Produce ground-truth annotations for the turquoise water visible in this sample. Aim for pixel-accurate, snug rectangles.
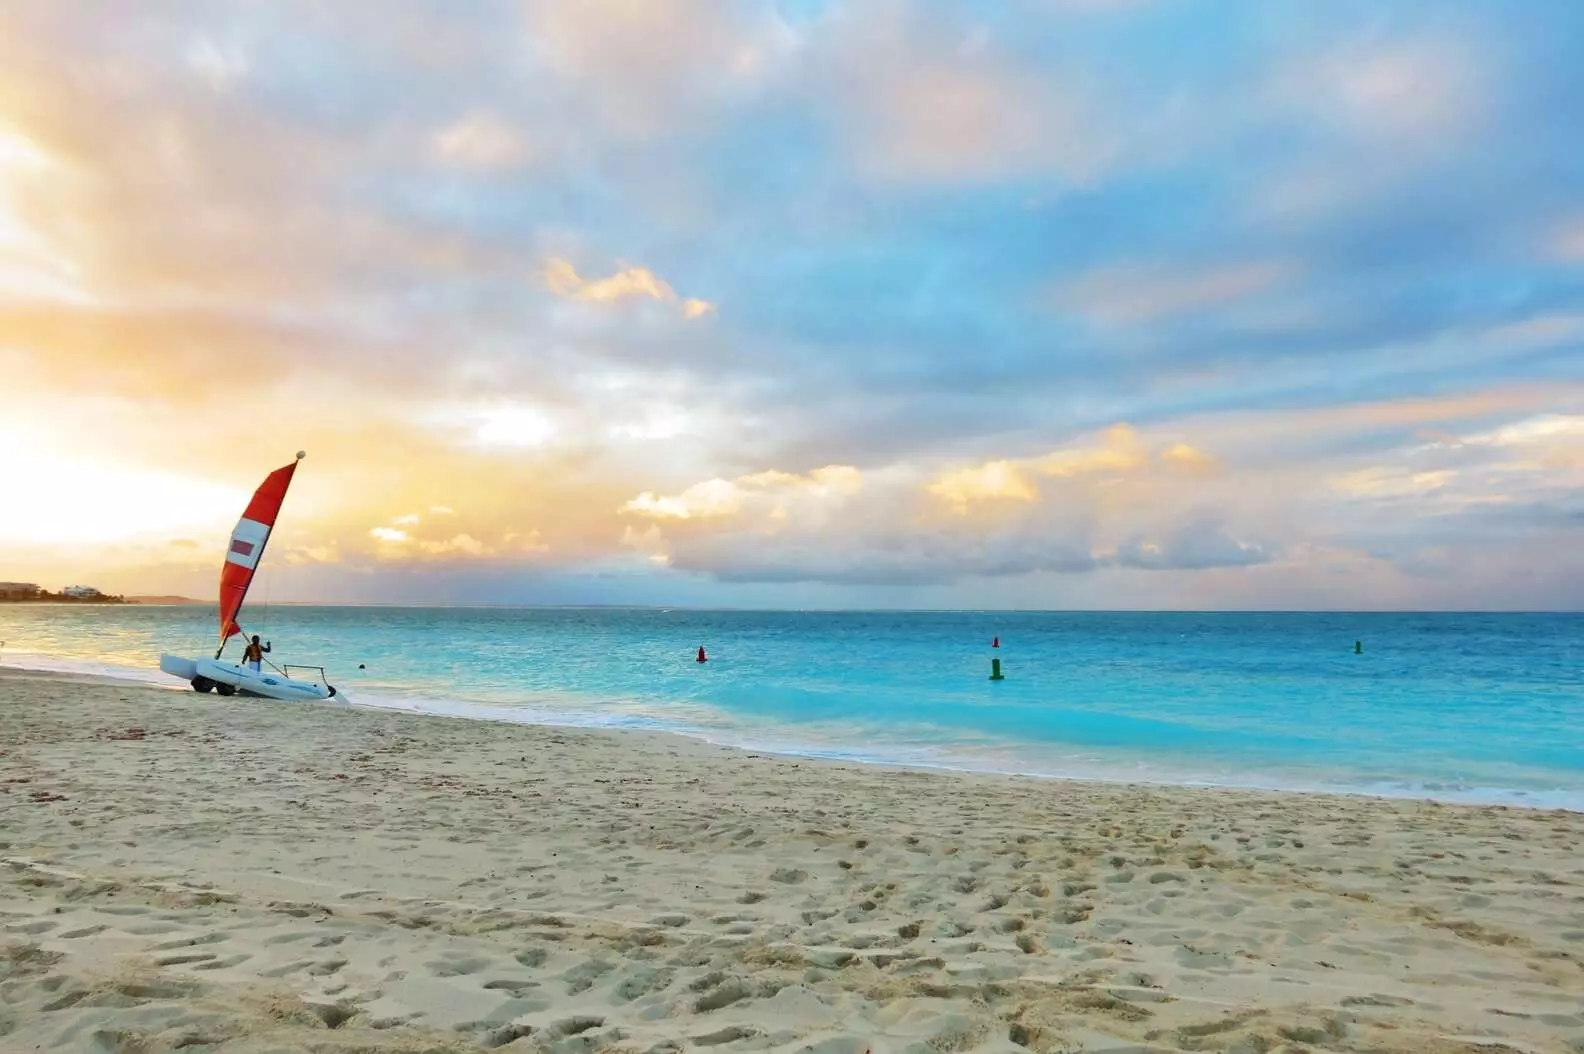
[2,605,1581,809]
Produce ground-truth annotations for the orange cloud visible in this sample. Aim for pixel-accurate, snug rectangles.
[543,257,715,319]
[623,466,863,524]
[1160,443,1218,473]
[927,460,1039,511]
[926,425,1212,514]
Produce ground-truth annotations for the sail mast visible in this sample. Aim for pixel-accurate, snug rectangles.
[216,452,305,656]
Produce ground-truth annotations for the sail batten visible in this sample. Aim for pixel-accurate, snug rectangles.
[217,456,302,647]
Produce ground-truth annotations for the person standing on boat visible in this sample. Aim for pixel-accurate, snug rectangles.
[243,635,270,672]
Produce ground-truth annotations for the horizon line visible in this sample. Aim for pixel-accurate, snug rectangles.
[31,600,1584,615]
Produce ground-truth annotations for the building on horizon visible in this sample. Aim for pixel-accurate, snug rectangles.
[61,585,104,598]
[0,582,41,600]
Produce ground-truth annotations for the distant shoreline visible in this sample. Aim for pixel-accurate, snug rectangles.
[0,595,202,606]
[0,596,128,605]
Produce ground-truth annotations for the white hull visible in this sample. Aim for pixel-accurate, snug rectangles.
[159,654,344,703]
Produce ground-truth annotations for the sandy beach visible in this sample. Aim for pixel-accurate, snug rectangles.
[1,668,1581,1054]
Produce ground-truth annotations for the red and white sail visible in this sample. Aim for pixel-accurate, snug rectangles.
[218,453,304,646]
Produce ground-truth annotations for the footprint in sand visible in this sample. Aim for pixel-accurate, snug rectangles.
[1175,946,1233,970]
[149,932,229,951]
[694,1025,763,1046]
[649,913,691,928]
[561,959,615,994]
[96,905,152,917]
[193,954,251,971]
[1341,994,1415,1007]
[505,1015,601,1042]
[425,955,488,977]
[307,958,348,976]
[260,959,319,978]
[58,924,109,939]
[613,965,675,1002]
[695,977,755,1012]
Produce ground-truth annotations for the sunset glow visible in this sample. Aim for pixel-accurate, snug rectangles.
[1,2,1581,608]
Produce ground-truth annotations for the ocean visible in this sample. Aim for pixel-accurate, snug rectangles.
[2,605,1580,810]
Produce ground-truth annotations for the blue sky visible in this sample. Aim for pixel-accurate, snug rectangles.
[2,0,1582,608]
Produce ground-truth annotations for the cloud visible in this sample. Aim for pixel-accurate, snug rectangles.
[442,403,560,449]
[184,35,250,93]
[610,400,1584,592]
[521,0,797,138]
[1032,425,1151,477]
[365,516,551,564]
[1115,520,1273,571]
[618,425,1263,585]
[5,1,1584,608]
[542,258,715,319]
[817,8,1115,185]
[927,426,1204,513]
[432,112,529,171]
[654,519,1102,586]
[1274,36,1486,147]
[624,466,863,522]
[1160,443,1218,472]
[1043,0,1153,11]
[928,460,1039,511]
[420,533,486,557]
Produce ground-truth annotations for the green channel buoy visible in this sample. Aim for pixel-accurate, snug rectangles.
[1354,640,1362,655]
[990,657,1005,681]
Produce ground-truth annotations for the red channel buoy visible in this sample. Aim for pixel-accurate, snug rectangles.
[992,636,1000,648]
[697,646,708,663]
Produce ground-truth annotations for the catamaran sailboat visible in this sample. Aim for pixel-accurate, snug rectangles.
[158,452,344,702]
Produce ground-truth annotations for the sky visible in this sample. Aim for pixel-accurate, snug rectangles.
[2,0,1582,610]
